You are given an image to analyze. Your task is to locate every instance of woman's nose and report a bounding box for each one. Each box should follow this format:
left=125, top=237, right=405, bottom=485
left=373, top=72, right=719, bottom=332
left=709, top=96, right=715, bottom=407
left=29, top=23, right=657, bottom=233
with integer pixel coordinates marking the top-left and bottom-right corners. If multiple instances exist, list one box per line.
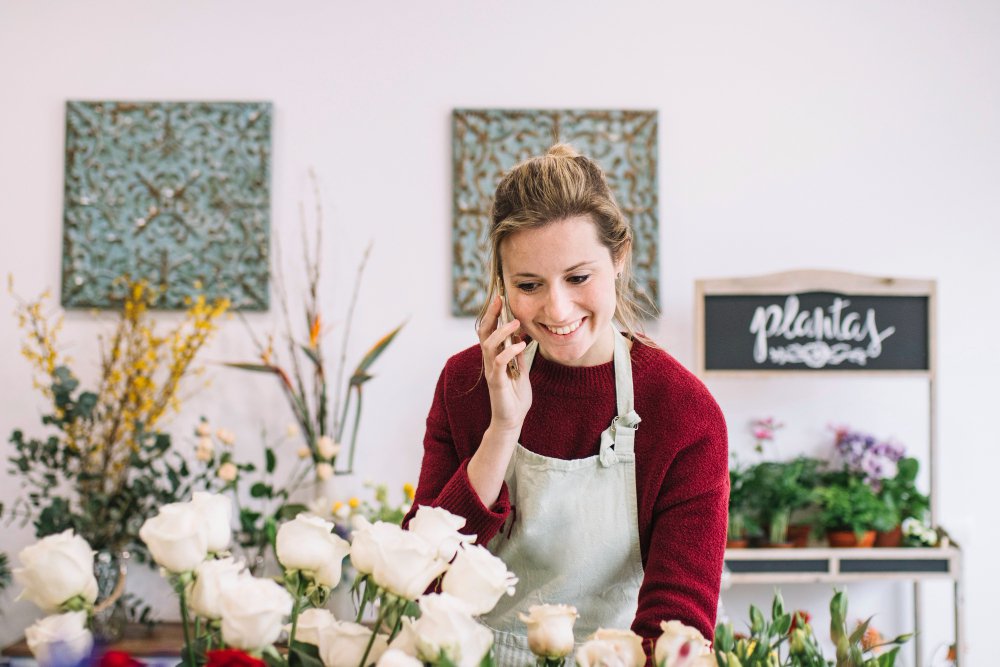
left=544, top=285, right=573, bottom=322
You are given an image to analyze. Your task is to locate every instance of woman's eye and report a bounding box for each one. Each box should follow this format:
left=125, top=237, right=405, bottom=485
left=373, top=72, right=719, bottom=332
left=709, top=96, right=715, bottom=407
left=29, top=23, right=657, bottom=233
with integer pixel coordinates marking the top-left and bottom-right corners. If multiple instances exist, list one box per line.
left=516, top=282, right=539, bottom=293
left=568, top=274, right=590, bottom=285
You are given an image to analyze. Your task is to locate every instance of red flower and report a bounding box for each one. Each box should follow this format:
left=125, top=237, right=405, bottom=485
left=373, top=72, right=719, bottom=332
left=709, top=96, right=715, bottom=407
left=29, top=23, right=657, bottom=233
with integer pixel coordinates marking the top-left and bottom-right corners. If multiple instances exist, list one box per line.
left=790, top=610, right=812, bottom=632
left=205, top=650, right=266, bottom=667
left=98, top=651, right=142, bottom=667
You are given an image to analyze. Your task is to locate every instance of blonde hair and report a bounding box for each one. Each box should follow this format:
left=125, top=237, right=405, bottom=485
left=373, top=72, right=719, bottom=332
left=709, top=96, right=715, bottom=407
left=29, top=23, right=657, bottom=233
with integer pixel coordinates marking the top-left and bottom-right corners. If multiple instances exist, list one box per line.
left=476, top=143, right=656, bottom=344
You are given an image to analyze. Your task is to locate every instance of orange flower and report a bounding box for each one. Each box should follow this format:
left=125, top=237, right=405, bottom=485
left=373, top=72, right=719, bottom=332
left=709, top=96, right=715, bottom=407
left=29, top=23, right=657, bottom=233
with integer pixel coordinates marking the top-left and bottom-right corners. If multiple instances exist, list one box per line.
left=309, top=313, right=322, bottom=349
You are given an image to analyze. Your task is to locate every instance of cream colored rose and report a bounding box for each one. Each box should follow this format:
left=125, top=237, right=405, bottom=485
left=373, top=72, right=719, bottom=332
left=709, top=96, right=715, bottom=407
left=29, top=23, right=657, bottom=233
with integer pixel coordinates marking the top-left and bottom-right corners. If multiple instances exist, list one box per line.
left=317, top=435, right=341, bottom=460
left=376, top=648, right=422, bottom=667
left=318, top=620, right=388, bottom=667
left=25, top=611, right=93, bottom=667
left=216, top=428, right=236, bottom=445
left=196, top=422, right=212, bottom=437
left=316, top=462, right=334, bottom=480
left=139, top=502, right=208, bottom=573
left=408, top=593, right=493, bottom=667
left=370, top=529, right=448, bottom=599
left=286, top=608, right=335, bottom=646
left=218, top=462, right=238, bottom=482
left=518, top=604, right=578, bottom=659
left=276, top=514, right=351, bottom=587
left=220, top=574, right=293, bottom=650
left=591, top=629, right=645, bottom=667
left=297, top=446, right=312, bottom=459
left=350, top=518, right=401, bottom=575
left=441, top=544, right=517, bottom=615
left=14, top=530, right=98, bottom=612
left=188, top=557, right=243, bottom=620
left=576, top=639, right=627, bottom=667
left=407, top=506, right=475, bottom=561
left=655, top=620, right=711, bottom=667
left=191, top=492, right=233, bottom=553
left=196, top=436, right=214, bottom=461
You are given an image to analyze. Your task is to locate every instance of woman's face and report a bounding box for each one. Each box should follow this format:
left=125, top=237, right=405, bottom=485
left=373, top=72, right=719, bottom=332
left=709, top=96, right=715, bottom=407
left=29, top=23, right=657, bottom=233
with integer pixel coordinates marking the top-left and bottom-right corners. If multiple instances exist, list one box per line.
left=500, top=216, right=623, bottom=367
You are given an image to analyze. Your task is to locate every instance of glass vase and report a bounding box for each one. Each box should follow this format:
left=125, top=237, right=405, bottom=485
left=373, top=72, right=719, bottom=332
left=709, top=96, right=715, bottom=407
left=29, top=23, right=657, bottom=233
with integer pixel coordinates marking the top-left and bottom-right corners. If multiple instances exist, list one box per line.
left=92, top=550, right=128, bottom=643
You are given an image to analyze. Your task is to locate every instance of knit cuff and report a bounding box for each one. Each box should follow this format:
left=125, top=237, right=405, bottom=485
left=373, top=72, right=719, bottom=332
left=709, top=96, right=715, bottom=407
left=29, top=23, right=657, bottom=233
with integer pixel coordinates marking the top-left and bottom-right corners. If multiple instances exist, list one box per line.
left=433, top=458, right=511, bottom=546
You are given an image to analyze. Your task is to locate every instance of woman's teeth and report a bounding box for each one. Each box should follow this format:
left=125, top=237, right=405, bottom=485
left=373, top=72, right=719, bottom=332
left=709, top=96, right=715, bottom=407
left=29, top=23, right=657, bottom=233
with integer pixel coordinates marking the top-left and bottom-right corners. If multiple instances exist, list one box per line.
left=545, top=319, right=583, bottom=335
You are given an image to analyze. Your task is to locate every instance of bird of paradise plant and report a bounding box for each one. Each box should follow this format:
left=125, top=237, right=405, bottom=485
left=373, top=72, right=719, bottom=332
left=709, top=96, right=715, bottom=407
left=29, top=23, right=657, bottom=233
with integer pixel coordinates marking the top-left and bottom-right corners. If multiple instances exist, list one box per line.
left=225, top=174, right=404, bottom=482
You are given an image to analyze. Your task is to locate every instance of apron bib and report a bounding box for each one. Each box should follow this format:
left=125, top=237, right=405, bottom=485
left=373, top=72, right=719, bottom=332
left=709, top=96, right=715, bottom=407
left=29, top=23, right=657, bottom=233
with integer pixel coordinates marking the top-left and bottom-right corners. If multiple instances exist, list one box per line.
left=482, top=330, right=644, bottom=666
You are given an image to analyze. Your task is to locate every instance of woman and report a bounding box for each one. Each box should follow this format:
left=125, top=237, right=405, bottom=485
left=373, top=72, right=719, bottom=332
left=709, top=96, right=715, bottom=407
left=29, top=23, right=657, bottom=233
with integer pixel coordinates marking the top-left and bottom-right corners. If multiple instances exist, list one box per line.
left=407, top=144, right=728, bottom=661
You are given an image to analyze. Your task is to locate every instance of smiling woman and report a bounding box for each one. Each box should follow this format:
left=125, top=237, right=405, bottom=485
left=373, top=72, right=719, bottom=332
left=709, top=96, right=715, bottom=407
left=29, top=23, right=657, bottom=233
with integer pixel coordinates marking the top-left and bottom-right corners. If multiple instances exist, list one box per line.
left=404, top=145, right=729, bottom=665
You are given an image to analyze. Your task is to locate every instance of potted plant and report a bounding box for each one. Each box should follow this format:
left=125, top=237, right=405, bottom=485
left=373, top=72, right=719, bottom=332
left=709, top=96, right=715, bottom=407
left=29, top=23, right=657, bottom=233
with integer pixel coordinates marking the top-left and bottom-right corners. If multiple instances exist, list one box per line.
left=786, top=456, right=824, bottom=547
left=874, top=457, right=930, bottom=546
left=815, top=471, right=894, bottom=547
left=727, top=457, right=761, bottom=548
left=745, top=460, right=813, bottom=547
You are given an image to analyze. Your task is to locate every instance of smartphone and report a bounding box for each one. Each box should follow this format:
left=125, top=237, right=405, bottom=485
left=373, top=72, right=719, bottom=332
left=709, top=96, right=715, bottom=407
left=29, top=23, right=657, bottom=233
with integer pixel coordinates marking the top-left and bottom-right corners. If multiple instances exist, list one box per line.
left=497, top=287, right=520, bottom=380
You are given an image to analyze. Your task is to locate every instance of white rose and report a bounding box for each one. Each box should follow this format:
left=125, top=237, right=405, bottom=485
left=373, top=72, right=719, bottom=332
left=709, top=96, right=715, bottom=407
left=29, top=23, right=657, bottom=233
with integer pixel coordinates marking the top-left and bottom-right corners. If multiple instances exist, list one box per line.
left=350, top=517, right=397, bottom=575
left=298, top=446, right=312, bottom=459
left=196, top=440, right=214, bottom=462
left=286, top=607, right=335, bottom=646
left=576, top=639, right=627, bottom=667
left=218, top=461, right=238, bottom=482
left=139, top=502, right=208, bottom=573
left=371, top=529, right=449, bottom=599
left=407, top=506, right=475, bottom=561
left=276, top=514, right=351, bottom=587
left=317, top=435, right=341, bottom=460
left=518, top=604, right=578, bottom=659
left=655, top=620, right=711, bottom=667
left=318, top=620, right=388, bottom=667
left=191, top=492, right=233, bottom=553
left=196, top=422, right=212, bottom=437
left=25, top=611, right=93, bottom=667
left=216, top=428, right=236, bottom=445
left=591, top=629, right=645, bottom=667
left=287, top=423, right=301, bottom=437
left=441, top=544, right=517, bottom=615
left=316, top=462, right=334, bottom=480
left=188, top=557, right=243, bottom=620
left=14, top=530, right=98, bottom=612
left=410, top=593, right=493, bottom=667
left=376, top=648, right=423, bottom=667
left=220, top=574, right=293, bottom=650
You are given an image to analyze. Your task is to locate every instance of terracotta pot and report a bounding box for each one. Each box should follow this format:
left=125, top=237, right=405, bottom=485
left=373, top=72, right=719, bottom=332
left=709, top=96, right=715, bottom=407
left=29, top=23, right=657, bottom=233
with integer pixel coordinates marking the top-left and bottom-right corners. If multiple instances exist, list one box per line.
left=875, top=525, right=903, bottom=547
left=787, top=524, right=811, bottom=548
left=726, top=539, right=749, bottom=549
left=827, top=529, right=876, bottom=548
left=764, top=542, right=795, bottom=549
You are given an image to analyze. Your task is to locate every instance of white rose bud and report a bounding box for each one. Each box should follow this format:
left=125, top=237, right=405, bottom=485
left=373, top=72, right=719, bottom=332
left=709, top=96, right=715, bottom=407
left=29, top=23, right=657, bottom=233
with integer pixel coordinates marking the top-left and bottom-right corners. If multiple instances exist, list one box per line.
left=188, top=557, right=243, bottom=620
left=196, top=422, right=212, bottom=437
left=276, top=514, right=351, bottom=587
left=407, top=506, right=475, bottom=561
left=220, top=574, right=293, bottom=650
left=218, top=461, right=238, bottom=482
left=216, top=428, right=236, bottom=445
left=297, top=446, right=312, bottom=459
left=318, top=621, right=388, bottom=667
left=191, top=492, right=233, bottom=553
left=376, top=648, right=422, bottom=667
left=139, top=502, right=208, bottom=573
left=316, top=462, right=334, bottom=480
left=286, top=423, right=301, bottom=437
left=286, top=607, right=335, bottom=646
left=317, top=435, right=341, bottom=460
left=14, top=530, right=98, bottom=612
left=576, top=639, right=627, bottom=667
left=655, top=620, right=711, bottom=667
left=410, top=594, right=493, bottom=667
left=195, top=441, right=214, bottom=462
left=25, top=611, right=93, bottom=667
left=441, top=544, right=517, bottom=615
left=591, top=629, right=645, bottom=667
left=518, top=604, right=578, bottom=659
left=370, top=529, right=448, bottom=599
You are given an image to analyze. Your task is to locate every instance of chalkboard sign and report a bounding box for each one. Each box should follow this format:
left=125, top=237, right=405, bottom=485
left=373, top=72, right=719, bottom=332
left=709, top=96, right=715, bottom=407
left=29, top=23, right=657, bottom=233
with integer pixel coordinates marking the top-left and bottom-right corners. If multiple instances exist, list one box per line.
left=695, top=271, right=935, bottom=375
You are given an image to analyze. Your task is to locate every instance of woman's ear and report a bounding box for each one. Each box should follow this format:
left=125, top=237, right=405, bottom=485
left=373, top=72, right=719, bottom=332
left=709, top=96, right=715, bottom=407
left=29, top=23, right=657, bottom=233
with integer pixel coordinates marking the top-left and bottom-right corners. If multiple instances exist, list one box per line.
left=613, top=240, right=631, bottom=277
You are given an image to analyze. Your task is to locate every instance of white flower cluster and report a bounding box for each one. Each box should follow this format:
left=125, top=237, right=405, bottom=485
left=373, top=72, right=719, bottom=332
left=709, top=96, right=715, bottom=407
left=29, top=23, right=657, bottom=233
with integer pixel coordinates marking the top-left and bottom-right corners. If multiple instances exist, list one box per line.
left=901, top=517, right=938, bottom=547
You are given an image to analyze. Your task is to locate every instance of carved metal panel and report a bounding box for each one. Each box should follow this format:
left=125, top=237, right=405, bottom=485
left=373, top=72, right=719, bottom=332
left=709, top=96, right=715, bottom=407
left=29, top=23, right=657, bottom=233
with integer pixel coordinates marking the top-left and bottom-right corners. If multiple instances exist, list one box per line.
left=452, top=109, right=659, bottom=317
left=61, top=101, right=272, bottom=310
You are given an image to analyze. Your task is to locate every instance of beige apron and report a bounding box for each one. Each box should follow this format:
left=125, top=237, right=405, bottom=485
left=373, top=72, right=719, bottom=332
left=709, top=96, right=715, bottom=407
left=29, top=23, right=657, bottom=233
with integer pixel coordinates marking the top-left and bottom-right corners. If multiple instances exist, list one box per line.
left=483, top=330, right=645, bottom=665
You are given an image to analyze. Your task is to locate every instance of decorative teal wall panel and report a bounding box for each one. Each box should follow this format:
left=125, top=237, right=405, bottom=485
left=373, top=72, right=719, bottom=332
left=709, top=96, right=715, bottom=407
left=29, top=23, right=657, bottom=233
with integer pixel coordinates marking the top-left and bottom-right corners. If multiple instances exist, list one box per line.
left=61, top=101, right=272, bottom=310
left=451, top=109, right=659, bottom=317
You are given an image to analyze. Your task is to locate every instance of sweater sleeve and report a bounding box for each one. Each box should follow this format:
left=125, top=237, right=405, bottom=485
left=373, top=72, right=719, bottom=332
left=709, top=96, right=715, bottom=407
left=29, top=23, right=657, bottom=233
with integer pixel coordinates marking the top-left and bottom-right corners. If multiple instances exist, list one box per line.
left=632, top=401, right=730, bottom=646
left=403, top=362, right=512, bottom=545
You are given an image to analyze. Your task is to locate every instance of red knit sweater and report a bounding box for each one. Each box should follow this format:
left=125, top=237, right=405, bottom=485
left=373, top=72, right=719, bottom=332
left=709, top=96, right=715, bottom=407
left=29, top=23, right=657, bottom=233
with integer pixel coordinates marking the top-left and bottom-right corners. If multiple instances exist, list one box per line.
left=405, top=337, right=729, bottom=647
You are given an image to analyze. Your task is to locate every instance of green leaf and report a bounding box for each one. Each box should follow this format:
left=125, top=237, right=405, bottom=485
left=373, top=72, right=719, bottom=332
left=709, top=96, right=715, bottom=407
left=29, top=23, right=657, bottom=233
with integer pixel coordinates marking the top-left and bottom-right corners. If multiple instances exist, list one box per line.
left=277, top=503, right=309, bottom=520
left=300, top=344, right=322, bottom=369
left=251, top=482, right=272, bottom=499
left=222, top=362, right=283, bottom=374
left=266, top=448, right=277, bottom=474
left=772, top=613, right=791, bottom=637
left=771, top=590, right=785, bottom=620
left=749, top=605, right=765, bottom=634
left=289, top=643, right=324, bottom=667
left=850, top=616, right=873, bottom=645
left=350, top=321, right=406, bottom=385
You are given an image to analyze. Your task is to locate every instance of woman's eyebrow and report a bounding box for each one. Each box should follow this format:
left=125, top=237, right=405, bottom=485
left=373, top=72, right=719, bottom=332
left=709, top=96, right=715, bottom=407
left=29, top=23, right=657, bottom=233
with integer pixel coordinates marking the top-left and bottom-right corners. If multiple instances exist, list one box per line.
left=510, top=261, right=598, bottom=279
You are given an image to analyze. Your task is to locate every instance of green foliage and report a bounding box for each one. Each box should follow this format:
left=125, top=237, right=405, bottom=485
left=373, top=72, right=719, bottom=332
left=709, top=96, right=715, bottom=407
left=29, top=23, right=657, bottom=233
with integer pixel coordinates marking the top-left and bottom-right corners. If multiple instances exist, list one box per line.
left=714, top=589, right=910, bottom=667
left=815, top=472, right=894, bottom=539
left=742, top=458, right=820, bottom=543
left=875, top=458, right=929, bottom=531
left=0, top=552, right=10, bottom=595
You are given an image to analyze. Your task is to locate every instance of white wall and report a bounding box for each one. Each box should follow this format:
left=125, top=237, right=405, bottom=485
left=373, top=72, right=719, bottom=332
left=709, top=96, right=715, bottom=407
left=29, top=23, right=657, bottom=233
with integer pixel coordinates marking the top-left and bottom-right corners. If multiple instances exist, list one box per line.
left=1, top=0, right=997, bottom=663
